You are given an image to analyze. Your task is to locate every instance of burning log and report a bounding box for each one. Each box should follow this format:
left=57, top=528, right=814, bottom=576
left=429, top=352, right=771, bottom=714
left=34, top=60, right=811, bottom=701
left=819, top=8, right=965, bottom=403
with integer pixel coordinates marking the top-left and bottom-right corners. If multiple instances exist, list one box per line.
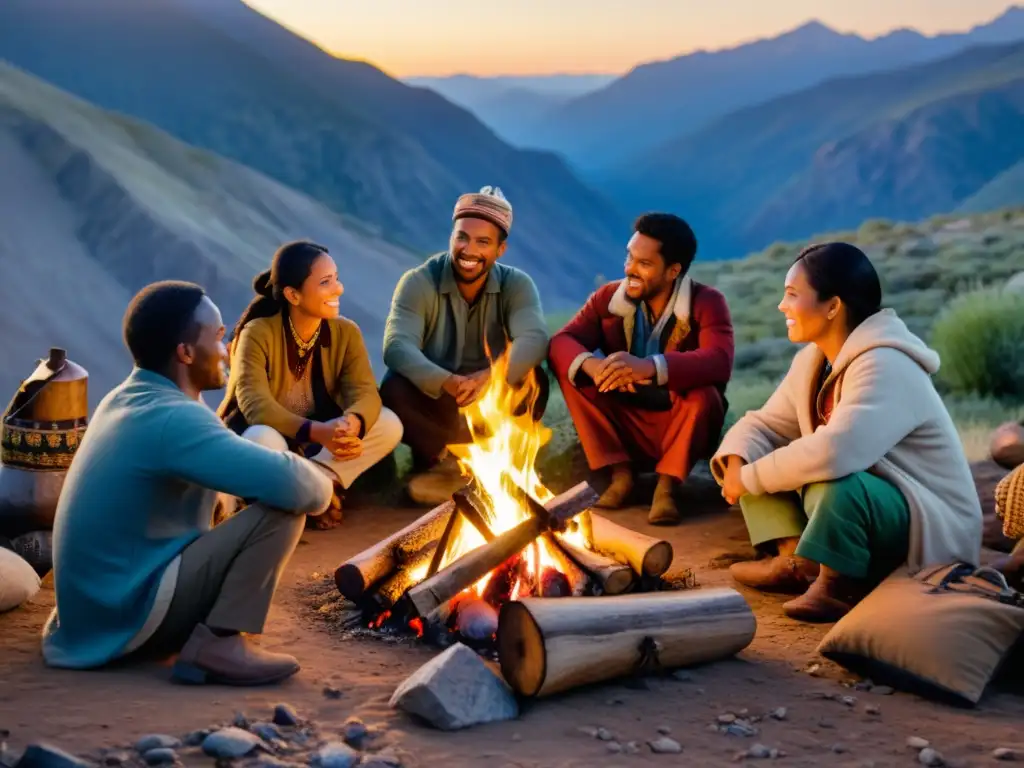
left=368, top=542, right=439, bottom=612
left=335, top=499, right=456, bottom=601
left=542, top=533, right=588, bottom=597
left=400, top=481, right=601, bottom=620
left=496, top=589, right=757, bottom=698
left=554, top=536, right=634, bottom=595
left=587, top=512, right=673, bottom=577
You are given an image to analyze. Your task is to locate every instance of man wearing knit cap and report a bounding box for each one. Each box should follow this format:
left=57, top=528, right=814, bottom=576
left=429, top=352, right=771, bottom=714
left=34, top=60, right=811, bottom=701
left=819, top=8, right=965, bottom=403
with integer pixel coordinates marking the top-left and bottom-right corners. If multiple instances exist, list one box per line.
left=381, top=186, right=550, bottom=505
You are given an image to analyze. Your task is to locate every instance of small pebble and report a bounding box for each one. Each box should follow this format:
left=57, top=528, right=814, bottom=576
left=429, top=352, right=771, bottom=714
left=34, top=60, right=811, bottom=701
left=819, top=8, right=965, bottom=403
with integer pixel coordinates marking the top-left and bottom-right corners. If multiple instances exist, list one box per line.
left=672, top=670, right=694, bottom=682
left=606, top=742, right=623, bottom=754
left=142, top=748, right=176, bottom=765
left=577, top=726, right=599, bottom=738
left=596, top=727, right=614, bottom=741
left=918, top=748, right=944, bottom=767
left=718, top=714, right=737, bottom=724
left=102, top=751, right=131, bottom=766
left=747, top=744, right=772, bottom=759
left=865, top=705, right=881, bottom=716
left=657, top=725, right=672, bottom=735
left=134, top=736, right=180, bottom=753
left=183, top=731, right=208, bottom=747
left=854, top=680, right=874, bottom=692
left=359, top=753, right=402, bottom=768
left=770, top=707, right=787, bottom=721
left=817, top=719, right=835, bottom=730
left=233, top=712, right=250, bottom=729
left=831, top=743, right=847, bottom=754
left=272, top=704, right=300, bottom=727
left=624, top=742, right=641, bottom=755
left=315, top=742, right=359, bottom=768
left=250, top=723, right=281, bottom=743
left=202, top=728, right=262, bottom=759
left=872, top=686, right=895, bottom=696
left=648, top=737, right=682, bottom=754
left=322, top=686, right=343, bottom=700
left=841, top=696, right=856, bottom=707
left=907, top=737, right=931, bottom=750
left=725, top=723, right=759, bottom=738
left=807, top=663, right=822, bottom=677
left=341, top=718, right=369, bottom=748
left=994, top=748, right=1020, bottom=761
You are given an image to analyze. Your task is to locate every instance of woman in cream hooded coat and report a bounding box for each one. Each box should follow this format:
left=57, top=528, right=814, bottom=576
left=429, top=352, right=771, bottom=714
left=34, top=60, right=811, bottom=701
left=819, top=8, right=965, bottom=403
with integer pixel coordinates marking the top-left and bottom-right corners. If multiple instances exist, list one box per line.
left=712, top=243, right=981, bottom=623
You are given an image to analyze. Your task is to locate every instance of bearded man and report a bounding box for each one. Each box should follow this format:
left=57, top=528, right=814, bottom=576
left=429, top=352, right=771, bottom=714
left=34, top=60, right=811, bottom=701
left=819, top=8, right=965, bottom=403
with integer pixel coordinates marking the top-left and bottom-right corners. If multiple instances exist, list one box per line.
left=549, top=213, right=734, bottom=525
left=381, top=186, right=550, bottom=504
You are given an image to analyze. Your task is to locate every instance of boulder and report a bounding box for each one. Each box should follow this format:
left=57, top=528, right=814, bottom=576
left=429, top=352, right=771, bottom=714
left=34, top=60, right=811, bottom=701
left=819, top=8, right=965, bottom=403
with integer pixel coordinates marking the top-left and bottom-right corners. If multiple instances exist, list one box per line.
left=389, top=642, right=518, bottom=730
left=991, top=421, right=1024, bottom=471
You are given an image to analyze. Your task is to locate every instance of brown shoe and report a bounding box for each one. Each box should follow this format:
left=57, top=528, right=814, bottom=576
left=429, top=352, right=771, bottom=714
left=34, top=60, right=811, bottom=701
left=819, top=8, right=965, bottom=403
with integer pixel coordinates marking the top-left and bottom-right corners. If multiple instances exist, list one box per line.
left=595, top=463, right=634, bottom=509
left=648, top=474, right=681, bottom=525
left=407, top=457, right=470, bottom=506
left=783, top=566, right=866, bottom=623
left=171, top=624, right=300, bottom=686
left=729, top=554, right=819, bottom=594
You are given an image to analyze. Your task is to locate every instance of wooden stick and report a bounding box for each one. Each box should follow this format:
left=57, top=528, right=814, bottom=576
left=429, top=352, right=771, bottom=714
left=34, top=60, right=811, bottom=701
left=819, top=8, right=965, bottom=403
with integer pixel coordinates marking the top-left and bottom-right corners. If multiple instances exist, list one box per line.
left=587, top=511, right=673, bottom=577
left=554, top=535, right=634, bottom=595
left=542, top=533, right=589, bottom=597
left=497, top=589, right=757, bottom=698
left=453, top=487, right=496, bottom=543
left=369, top=542, right=438, bottom=611
left=424, top=504, right=461, bottom=579
left=334, top=500, right=455, bottom=600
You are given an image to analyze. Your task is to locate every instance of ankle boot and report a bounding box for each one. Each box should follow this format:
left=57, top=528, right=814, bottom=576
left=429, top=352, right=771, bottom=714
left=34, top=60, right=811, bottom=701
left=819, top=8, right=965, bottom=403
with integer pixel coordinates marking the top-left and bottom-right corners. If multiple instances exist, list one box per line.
left=782, top=566, right=866, bottom=623
left=648, top=474, right=681, bottom=525
left=595, top=464, right=634, bottom=509
left=729, top=537, right=818, bottom=594
left=171, top=624, right=300, bottom=686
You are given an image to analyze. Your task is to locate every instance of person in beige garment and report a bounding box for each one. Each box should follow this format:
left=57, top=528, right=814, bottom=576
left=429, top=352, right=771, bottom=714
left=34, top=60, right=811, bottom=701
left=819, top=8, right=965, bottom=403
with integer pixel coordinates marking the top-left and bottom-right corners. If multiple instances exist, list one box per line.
left=711, top=243, right=982, bottom=623
left=218, top=240, right=403, bottom=528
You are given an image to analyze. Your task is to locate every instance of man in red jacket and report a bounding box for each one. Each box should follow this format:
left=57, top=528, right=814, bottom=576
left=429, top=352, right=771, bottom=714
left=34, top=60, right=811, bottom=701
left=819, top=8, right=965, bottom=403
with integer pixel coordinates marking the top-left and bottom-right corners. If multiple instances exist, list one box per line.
left=549, top=213, right=734, bottom=525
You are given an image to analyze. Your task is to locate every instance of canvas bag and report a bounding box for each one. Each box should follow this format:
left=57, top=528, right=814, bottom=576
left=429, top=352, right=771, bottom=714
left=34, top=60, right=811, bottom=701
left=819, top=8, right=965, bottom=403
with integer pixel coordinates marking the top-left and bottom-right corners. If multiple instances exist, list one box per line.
left=817, top=562, right=1024, bottom=706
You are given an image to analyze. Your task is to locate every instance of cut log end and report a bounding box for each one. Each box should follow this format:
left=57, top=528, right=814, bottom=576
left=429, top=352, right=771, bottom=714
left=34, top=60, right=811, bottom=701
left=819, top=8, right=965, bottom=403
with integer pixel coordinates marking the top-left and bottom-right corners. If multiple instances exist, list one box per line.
left=602, top=568, right=636, bottom=596
left=642, top=541, right=674, bottom=577
left=496, top=601, right=547, bottom=698
left=334, top=565, right=366, bottom=600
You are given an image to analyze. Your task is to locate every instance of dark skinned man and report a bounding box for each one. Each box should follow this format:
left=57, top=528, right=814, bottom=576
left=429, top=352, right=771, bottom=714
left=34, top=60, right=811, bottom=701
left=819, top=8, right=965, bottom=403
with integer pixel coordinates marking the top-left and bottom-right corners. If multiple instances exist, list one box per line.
left=381, top=186, right=550, bottom=505
left=549, top=213, right=734, bottom=524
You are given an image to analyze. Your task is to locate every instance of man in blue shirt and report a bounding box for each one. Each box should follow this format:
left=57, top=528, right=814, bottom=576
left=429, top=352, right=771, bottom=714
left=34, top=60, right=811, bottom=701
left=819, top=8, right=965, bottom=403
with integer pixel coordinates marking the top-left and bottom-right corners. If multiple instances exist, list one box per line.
left=43, top=281, right=333, bottom=685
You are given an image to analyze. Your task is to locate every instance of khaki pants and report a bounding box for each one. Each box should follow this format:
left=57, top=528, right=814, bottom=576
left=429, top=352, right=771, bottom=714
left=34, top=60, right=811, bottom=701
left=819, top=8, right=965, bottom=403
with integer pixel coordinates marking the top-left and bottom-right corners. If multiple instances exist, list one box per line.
left=141, top=503, right=304, bottom=653
left=243, top=407, right=403, bottom=489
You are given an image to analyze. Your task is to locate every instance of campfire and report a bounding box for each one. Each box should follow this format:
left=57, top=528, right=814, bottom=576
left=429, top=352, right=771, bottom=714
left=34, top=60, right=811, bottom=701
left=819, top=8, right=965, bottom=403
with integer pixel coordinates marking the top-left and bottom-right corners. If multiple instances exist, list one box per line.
left=335, top=354, right=755, bottom=698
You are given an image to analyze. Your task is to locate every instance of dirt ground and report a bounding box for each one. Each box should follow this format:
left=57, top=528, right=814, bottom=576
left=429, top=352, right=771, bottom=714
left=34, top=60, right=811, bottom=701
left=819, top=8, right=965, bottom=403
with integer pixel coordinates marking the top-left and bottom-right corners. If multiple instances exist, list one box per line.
left=2, top=462, right=1022, bottom=768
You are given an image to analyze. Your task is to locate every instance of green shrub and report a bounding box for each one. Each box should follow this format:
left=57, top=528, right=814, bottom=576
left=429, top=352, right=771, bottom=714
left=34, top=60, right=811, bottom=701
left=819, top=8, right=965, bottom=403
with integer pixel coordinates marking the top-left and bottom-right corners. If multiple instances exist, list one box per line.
left=931, top=286, right=1024, bottom=399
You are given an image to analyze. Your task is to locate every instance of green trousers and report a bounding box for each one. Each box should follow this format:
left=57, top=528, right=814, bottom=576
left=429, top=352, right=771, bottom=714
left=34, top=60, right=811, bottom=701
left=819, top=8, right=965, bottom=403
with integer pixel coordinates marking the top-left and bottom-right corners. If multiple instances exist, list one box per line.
left=739, top=472, right=910, bottom=582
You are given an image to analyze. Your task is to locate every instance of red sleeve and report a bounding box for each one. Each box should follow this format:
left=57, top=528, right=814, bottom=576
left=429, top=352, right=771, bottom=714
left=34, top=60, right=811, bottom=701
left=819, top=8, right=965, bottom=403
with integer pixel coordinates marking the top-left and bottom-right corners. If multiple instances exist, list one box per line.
left=663, top=286, right=734, bottom=393
left=548, top=286, right=610, bottom=376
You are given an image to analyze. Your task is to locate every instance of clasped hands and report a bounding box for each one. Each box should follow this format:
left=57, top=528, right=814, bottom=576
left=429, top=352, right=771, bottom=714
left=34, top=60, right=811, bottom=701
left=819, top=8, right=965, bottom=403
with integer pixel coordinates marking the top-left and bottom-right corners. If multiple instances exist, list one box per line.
left=310, top=414, right=363, bottom=460
left=442, top=368, right=491, bottom=407
left=581, top=351, right=657, bottom=393
left=721, top=454, right=748, bottom=506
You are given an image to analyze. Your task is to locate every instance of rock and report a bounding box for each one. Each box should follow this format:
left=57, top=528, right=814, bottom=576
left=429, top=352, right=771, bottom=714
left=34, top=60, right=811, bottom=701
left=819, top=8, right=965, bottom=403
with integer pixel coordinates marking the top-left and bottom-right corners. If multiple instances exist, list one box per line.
left=853, top=681, right=873, bottom=691
left=141, top=749, right=175, bottom=765
left=807, top=664, right=822, bottom=677
left=456, top=599, right=498, bottom=641
left=918, top=748, right=944, bottom=766
left=718, top=714, right=737, bottom=724
left=907, top=737, right=931, bottom=750
left=671, top=670, right=694, bottom=682
left=182, top=731, right=208, bottom=748
left=359, top=753, right=402, bottom=768
left=725, top=722, right=759, bottom=738
left=865, top=705, right=881, bottom=716
left=596, top=728, right=614, bottom=741
left=648, top=737, right=682, bottom=754
left=101, top=752, right=130, bottom=767
left=14, top=744, right=92, bottom=768
left=313, top=742, right=358, bottom=768
left=831, top=744, right=847, bottom=754
left=577, top=727, right=599, bottom=738
left=388, top=642, right=518, bottom=730
left=657, top=725, right=672, bottom=735
left=250, top=723, right=282, bottom=743
left=134, top=736, right=180, bottom=754
left=322, top=686, right=343, bottom=700
left=871, top=686, right=895, bottom=696
left=341, top=718, right=369, bottom=749
left=272, top=704, right=300, bottom=727
left=747, top=744, right=772, bottom=759
left=994, top=749, right=1020, bottom=762
left=606, top=743, right=623, bottom=754
left=201, top=728, right=263, bottom=759
left=769, top=708, right=787, bottom=721
left=623, top=742, right=641, bottom=755
left=233, top=712, right=250, bottom=729
left=841, top=696, right=856, bottom=707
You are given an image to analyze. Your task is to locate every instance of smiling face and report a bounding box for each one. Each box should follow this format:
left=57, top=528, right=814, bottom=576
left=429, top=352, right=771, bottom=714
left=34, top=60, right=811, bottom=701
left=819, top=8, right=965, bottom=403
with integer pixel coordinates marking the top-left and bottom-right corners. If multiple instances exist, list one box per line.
left=778, top=260, right=840, bottom=344
left=182, top=295, right=229, bottom=391
left=283, top=253, right=344, bottom=319
left=623, top=231, right=681, bottom=302
left=450, top=217, right=506, bottom=284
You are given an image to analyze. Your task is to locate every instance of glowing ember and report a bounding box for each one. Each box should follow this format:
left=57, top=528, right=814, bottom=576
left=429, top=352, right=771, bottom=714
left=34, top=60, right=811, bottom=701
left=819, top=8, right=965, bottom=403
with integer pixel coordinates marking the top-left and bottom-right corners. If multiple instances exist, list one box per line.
left=442, top=353, right=587, bottom=599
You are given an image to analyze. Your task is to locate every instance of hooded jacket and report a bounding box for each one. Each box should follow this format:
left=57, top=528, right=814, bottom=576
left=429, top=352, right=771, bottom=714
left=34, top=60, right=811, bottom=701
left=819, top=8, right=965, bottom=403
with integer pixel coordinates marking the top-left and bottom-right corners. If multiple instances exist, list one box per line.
left=711, top=309, right=982, bottom=573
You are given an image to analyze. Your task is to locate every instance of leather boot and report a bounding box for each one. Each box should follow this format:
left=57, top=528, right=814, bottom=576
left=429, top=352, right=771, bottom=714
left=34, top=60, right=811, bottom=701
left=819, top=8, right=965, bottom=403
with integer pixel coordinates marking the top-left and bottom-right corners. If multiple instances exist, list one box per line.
left=171, top=624, right=300, bottom=686
left=729, top=537, right=819, bottom=594
left=648, top=474, right=681, bottom=525
left=594, top=463, right=634, bottom=509
left=407, top=455, right=469, bottom=506
left=782, top=566, right=866, bottom=623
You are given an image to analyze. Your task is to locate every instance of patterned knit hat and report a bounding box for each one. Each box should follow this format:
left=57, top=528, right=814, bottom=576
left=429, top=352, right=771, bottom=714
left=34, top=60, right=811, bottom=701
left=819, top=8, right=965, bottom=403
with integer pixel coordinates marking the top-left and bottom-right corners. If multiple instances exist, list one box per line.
left=453, top=185, right=513, bottom=236
left=996, top=463, right=1024, bottom=541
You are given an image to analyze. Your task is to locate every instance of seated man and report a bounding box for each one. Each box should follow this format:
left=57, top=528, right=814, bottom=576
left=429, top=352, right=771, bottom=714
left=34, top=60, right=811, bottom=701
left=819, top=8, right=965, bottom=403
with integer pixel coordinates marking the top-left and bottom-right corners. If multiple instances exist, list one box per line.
left=381, top=186, right=550, bottom=504
left=549, top=213, right=734, bottom=525
left=42, top=281, right=333, bottom=685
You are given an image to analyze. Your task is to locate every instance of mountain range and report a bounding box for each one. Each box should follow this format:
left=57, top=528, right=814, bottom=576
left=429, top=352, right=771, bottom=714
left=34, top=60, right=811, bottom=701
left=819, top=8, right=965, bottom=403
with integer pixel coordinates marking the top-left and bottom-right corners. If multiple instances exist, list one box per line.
left=0, top=0, right=629, bottom=314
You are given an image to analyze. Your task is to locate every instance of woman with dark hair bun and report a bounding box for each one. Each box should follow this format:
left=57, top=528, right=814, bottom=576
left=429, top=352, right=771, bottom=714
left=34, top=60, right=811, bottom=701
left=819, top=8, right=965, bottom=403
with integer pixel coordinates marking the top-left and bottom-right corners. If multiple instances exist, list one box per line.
left=217, top=240, right=403, bottom=529
left=711, top=242, right=981, bottom=622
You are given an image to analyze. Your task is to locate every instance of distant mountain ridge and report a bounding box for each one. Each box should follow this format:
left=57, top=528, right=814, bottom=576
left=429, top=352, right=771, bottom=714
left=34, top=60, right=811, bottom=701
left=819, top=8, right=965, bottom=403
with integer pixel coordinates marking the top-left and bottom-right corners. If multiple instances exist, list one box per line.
left=522, top=5, right=1024, bottom=170
left=0, top=0, right=629, bottom=310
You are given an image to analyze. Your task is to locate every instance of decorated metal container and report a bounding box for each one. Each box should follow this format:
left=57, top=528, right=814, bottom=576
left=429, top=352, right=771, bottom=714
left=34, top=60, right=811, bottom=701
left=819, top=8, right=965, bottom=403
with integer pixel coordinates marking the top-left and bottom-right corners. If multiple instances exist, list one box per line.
left=0, top=348, right=89, bottom=538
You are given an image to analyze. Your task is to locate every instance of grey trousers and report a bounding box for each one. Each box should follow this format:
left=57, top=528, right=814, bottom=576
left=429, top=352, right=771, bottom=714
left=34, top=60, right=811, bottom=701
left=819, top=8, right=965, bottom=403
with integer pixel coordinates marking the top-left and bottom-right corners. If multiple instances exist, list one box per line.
left=141, top=503, right=304, bottom=653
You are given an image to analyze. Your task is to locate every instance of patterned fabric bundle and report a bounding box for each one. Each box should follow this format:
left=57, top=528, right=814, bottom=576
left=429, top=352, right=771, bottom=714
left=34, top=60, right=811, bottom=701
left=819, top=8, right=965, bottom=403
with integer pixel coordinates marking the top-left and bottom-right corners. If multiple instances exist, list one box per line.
left=452, top=185, right=513, bottom=236
left=996, top=463, right=1024, bottom=540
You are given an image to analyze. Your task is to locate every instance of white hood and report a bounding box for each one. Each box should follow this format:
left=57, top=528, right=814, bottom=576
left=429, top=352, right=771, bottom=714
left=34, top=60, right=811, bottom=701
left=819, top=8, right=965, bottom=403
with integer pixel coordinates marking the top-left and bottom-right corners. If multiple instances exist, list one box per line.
left=832, top=308, right=940, bottom=377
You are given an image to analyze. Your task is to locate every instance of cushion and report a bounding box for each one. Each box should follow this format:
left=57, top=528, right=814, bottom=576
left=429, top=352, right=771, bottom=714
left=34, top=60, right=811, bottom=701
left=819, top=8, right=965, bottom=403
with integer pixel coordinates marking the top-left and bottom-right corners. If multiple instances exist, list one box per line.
left=0, top=546, right=41, bottom=612
left=817, top=563, right=1024, bottom=706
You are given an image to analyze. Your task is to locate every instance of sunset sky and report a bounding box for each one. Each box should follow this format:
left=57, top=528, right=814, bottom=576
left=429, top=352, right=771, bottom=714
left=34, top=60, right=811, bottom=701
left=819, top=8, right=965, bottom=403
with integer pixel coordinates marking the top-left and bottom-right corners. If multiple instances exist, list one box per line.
left=242, top=0, right=1019, bottom=77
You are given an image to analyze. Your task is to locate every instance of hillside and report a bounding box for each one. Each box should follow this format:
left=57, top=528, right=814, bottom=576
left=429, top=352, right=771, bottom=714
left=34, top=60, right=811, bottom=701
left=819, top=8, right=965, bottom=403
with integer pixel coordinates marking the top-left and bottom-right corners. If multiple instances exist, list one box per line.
left=958, top=159, right=1024, bottom=212
left=520, top=6, right=1024, bottom=170
left=0, top=0, right=626, bottom=309
left=0, top=62, right=418, bottom=407
left=605, top=40, right=1024, bottom=260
